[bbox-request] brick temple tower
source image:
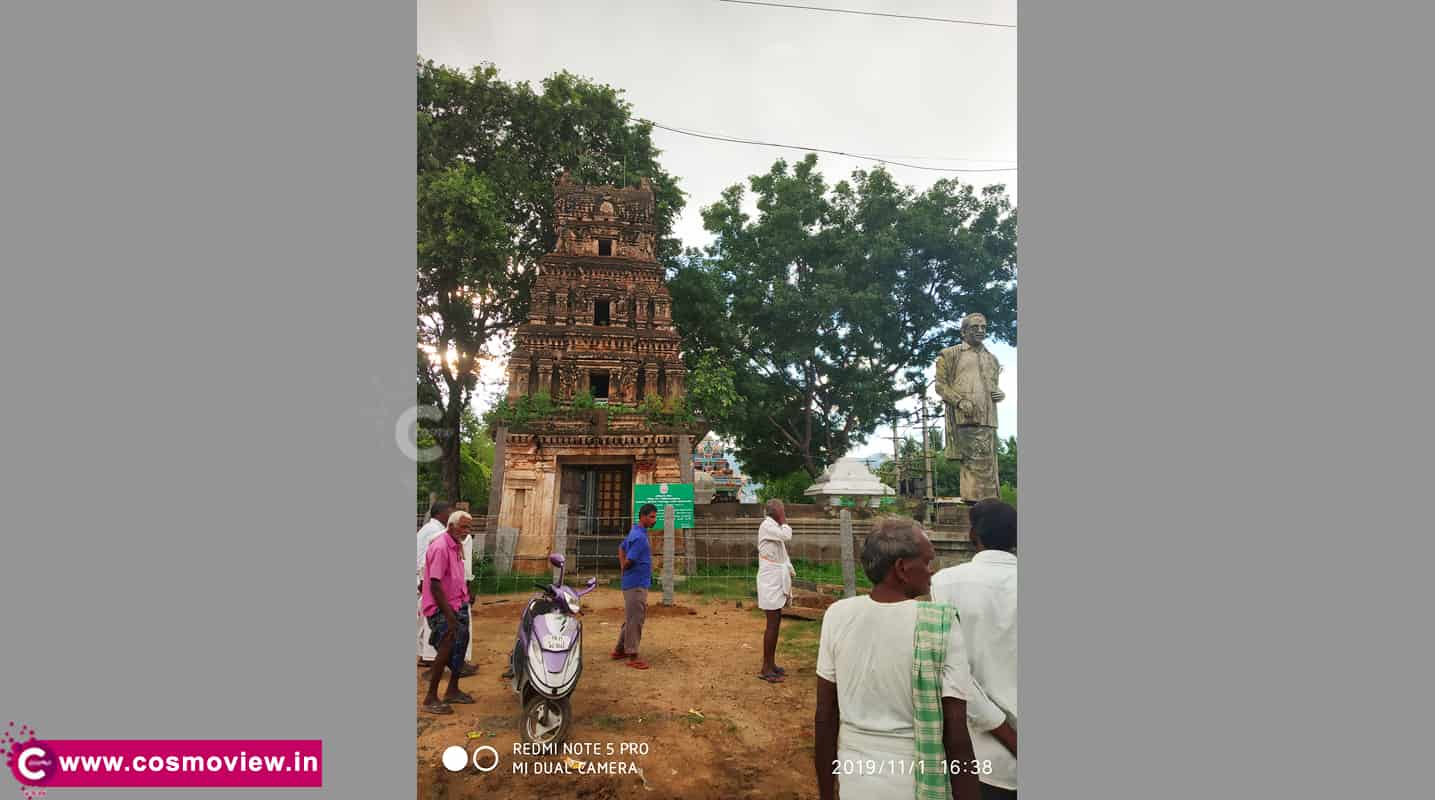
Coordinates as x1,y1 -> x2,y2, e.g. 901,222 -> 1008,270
493,172 -> 706,574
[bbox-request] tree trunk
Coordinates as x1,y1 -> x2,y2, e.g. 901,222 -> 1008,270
439,380 -> 465,502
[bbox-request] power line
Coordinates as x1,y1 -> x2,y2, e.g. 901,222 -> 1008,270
643,119 -> 1017,173
718,0 -> 1016,29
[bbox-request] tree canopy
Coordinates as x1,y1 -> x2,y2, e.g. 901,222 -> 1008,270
669,155 -> 1016,481
417,59 -> 685,498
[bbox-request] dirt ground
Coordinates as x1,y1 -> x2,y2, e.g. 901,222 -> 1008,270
417,586 -> 824,800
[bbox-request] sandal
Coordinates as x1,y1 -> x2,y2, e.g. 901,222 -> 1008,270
756,672 -> 785,683
625,659 -> 650,670
610,649 -> 630,660
443,691 -> 476,704
773,665 -> 787,675
421,701 -> 454,715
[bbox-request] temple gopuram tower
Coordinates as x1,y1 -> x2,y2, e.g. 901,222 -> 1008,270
494,172 -> 706,574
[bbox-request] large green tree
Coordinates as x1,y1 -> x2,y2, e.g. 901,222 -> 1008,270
417,59 -> 684,498
669,156 -> 1016,481
417,408 -> 495,511
998,434 -> 1017,489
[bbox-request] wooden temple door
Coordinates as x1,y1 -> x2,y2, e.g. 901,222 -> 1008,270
594,466 -> 632,537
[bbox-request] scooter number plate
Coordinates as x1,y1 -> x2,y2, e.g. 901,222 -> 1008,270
541,634 -> 570,650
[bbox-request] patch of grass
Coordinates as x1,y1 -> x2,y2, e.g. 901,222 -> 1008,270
675,559 -> 872,598
777,619 -> 822,665
466,557 -> 547,597
590,713 -> 628,731
681,575 -> 758,601
791,559 -> 873,590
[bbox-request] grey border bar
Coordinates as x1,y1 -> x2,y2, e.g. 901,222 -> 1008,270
1023,1 -> 1432,796
1,2 -> 415,798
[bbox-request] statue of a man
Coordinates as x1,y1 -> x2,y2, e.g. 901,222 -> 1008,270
935,313 -> 1005,501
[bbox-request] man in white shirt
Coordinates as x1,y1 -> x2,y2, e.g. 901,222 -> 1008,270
756,499 -> 797,682
815,517 -> 1002,800
416,501 -> 451,665
931,500 -> 1019,799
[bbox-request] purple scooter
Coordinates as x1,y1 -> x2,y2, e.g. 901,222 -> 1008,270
509,553 -> 598,745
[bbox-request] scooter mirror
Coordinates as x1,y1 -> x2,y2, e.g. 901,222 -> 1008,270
586,576 -> 597,587
548,553 -> 565,568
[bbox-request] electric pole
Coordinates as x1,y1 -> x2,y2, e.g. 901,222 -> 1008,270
890,416 -> 902,495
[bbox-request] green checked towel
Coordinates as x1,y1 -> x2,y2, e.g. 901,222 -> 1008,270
912,601 -> 958,800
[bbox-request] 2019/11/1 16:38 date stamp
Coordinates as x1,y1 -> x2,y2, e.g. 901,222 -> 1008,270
830,759 -> 993,776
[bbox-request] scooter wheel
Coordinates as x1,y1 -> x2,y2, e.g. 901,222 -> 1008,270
521,694 -> 571,746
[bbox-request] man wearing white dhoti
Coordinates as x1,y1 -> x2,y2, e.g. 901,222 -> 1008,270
814,518 -> 1000,800
417,501 -> 451,665
757,499 -> 797,683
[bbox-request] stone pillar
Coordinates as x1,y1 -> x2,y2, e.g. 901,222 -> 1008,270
644,365 -> 660,402
661,504 -> 676,606
553,503 -> 568,585
506,364 -> 526,400
485,427 -> 507,549
678,435 -> 695,577
538,359 -> 554,396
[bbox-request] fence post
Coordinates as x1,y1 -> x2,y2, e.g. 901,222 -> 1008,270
840,509 -> 856,598
553,503 -> 568,584
662,504 -> 676,606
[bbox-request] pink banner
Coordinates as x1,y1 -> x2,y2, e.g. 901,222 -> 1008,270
7,740 -> 322,788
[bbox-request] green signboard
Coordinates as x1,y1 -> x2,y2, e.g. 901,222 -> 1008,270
633,482 -> 695,528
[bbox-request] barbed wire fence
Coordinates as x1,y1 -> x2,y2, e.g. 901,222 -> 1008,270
459,505 -> 974,603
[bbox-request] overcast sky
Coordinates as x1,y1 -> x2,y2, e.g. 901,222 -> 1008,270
418,0 -> 1017,459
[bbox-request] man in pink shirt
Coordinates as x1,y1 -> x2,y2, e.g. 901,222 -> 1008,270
420,511 -> 474,715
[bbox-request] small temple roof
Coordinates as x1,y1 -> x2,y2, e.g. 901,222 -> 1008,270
803,457 -> 897,498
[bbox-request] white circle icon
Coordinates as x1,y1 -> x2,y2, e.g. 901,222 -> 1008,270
441,745 -> 469,772
472,745 -> 500,772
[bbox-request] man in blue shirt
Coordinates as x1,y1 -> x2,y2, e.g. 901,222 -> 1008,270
612,503 -> 656,669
